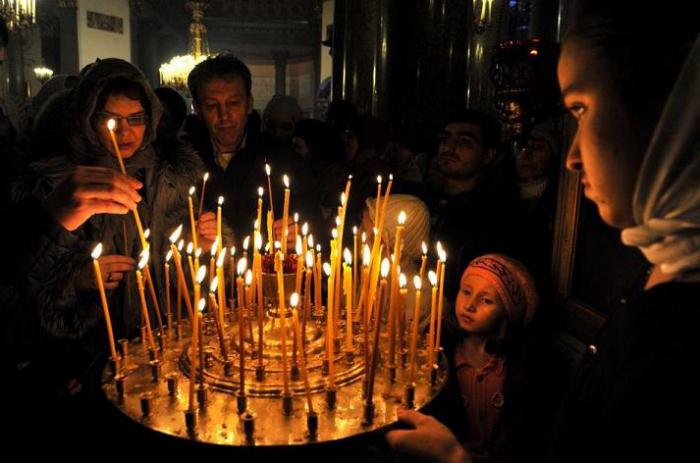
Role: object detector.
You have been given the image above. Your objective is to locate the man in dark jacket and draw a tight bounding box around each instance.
[183,53,323,247]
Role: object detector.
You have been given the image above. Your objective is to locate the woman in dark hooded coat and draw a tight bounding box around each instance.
[19,58,205,395]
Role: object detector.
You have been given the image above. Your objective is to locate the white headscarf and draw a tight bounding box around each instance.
[621,36,700,275]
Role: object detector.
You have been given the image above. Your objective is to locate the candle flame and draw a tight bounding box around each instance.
[422,241,428,255]
[340,192,346,205]
[361,232,366,243]
[362,245,371,267]
[436,241,443,254]
[195,247,202,258]
[353,226,357,235]
[243,235,250,250]
[335,216,341,227]
[302,222,309,236]
[186,242,194,255]
[348,174,353,180]
[217,249,226,268]
[296,235,303,255]
[344,248,352,265]
[373,227,379,236]
[177,239,184,251]
[91,243,103,260]
[381,258,390,278]
[169,224,183,243]
[144,228,151,239]
[305,250,314,268]
[107,119,116,131]
[203,172,209,182]
[254,219,259,230]
[438,248,447,262]
[398,211,407,225]
[389,173,394,181]
[138,248,150,270]
[293,212,299,223]
[316,244,321,252]
[230,246,236,256]
[290,292,299,308]
[413,275,422,290]
[258,186,264,197]
[254,233,263,250]
[196,265,206,284]
[323,262,332,276]
[198,298,206,313]
[166,249,173,262]
[245,269,253,286]
[211,237,219,256]
[377,175,382,184]
[429,270,438,287]
[399,273,407,288]
[218,195,224,206]
[237,257,248,276]
[308,234,314,248]
[210,276,219,293]
[283,174,289,188]
[265,163,271,176]
[189,186,195,196]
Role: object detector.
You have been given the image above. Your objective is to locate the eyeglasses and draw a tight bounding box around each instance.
[97,112,148,127]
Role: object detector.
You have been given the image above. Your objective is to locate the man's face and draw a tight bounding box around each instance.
[194,77,253,152]
[437,122,492,179]
[264,111,296,141]
[515,138,552,181]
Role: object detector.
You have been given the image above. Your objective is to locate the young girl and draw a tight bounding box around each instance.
[424,254,544,463]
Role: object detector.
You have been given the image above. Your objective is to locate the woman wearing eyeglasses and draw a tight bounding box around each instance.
[15,58,205,408]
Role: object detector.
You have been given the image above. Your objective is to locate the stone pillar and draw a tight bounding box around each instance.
[272,50,289,96]
[58,0,79,75]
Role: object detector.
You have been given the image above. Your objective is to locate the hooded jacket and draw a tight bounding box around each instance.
[21,58,204,348]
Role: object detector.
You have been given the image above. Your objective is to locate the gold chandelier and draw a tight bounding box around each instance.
[159,1,210,93]
[0,0,36,31]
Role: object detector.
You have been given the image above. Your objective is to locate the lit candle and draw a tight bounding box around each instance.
[106,119,148,250]
[136,249,157,352]
[276,252,290,395]
[301,223,309,257]
[265,163,275,219]
[91,243,119,365]
[237,257,248,326]
[293,212,299,242]
[242,235,250,267]
[434,248,447,361]
[256,186,264,232]
[295,235,304,297]
[352,226,358,303]
[197,172,209,220]
[419,242,428,282]
[188,186,198,251]
[399,272,408,363]
[324,262,335,387]
[281,174,290,255]
[373,175,382,226]
[216,195,224,246]
[253,234,264,363]
[409,275,422,384]
[194,266,207,389]
[189,298,205,411]
[217,249,227,315]
[292,307,313,414]
[238,265,251,394]
[426,270,438,369]
[367,258,391,403]
[169,226,193,320]
[303,250,313,341]
[209,276,228,359]
[209,237,219,297]
[314,244,322,312]
[388,211,407,370]
[266,210,274,254]
[165,249,173,331]
[343,248,353,352]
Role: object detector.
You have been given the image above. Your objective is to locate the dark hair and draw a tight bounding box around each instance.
[187,53,252,103]
[445,109,501,150]
[566,0,696,126]
[96,78,149,112]
[0,18,8,47]
[293,119,346,163]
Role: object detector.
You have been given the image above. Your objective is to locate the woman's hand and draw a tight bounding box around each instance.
[77,254,136,291]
